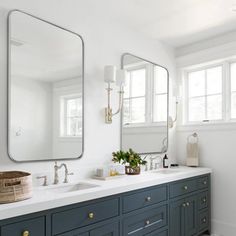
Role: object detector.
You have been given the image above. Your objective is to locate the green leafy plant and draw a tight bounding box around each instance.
[112,149,147,168]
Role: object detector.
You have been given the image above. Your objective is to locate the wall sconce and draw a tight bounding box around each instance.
[104,65,126,124]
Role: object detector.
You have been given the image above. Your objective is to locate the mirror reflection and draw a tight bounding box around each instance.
[8,11,84,161]
[121,54,168,154]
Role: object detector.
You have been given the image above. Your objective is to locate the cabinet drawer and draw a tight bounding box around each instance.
[198,176,209,190]
[123,205,167,236]
[199,210,209,232]
[122,185,167,213]
[145,229,168,236]
[1,217,45,236]
[198,191,209,210]
[52,198,119,235]
[170,179,198,198]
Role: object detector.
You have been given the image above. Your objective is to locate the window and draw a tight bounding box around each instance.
[123,63,168,126]
[60,95,82,137]
[186,66,223,122]
[230,62,236,118]
[183,60,236,125]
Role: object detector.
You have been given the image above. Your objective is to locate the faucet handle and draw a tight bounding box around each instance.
[68,172,74,176]
[37,175,48,186]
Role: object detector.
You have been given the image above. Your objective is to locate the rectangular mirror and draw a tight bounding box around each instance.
[121,53,169,154]
[8,10,84,162]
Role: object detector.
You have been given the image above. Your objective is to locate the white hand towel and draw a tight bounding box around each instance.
[186,142,199,167]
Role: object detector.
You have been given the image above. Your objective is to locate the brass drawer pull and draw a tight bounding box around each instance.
[186,202,190,207]
[182,203,186,207]
[145,220,150,225]
[22,231,30,236]
[202,217,207,223]
[88,212,94,219]
[183,186,188,190]
[203,181,207,185]
[146,196,151,202]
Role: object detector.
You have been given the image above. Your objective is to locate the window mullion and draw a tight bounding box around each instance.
[205,70,208,120]
[223,62,231,121]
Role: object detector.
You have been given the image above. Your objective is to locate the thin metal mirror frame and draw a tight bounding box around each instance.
[120,53,169,155]
[7,9,85,162]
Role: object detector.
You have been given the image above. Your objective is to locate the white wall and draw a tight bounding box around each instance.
[0,1,176,182]
[176,33,236,236]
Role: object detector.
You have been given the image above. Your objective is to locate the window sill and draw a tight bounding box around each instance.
[177,121,236,132]
[58,136,82,142]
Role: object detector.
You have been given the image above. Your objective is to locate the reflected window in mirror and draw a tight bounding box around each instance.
[123,62,168,127]
[60,95,82,137]
[121,54,169,154]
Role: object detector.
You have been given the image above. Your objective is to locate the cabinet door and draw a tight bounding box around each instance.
[90,221,119,236]
[185,195,198,236]
[169,199,185,236]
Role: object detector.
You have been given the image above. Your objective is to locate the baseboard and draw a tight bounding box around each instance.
[211,219,236,236]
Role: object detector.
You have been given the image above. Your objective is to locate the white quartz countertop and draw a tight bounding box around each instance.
[0,166,212,220]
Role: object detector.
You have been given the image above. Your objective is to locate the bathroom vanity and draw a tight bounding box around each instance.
[0,168,211,236]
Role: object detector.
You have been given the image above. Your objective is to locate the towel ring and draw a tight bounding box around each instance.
[187,132,198,143]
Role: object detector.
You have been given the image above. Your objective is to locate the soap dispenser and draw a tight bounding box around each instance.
[163,154,169,168]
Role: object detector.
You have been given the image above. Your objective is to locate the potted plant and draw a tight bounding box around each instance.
[112,149,147,175]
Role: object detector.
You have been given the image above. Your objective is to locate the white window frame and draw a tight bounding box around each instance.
[182,59,236,126]
[60,94,82,138]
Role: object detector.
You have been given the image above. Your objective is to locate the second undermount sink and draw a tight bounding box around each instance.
[152,168,181,175]
[45,182,99,194]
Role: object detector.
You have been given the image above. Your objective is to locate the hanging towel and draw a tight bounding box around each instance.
[186,142,199,167]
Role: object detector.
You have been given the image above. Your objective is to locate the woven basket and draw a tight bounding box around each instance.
[0,171,32,203]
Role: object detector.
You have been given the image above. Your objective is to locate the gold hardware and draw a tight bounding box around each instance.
[88,212,94,219]
[22,231,30,236]
[202,218,206,223]
[182,203,186,207]
[186,202,190,207]
[146,196,151,202]
[145,220,150,225]
[183,186,188,190]
[202,198,206,203]
[203,181,207,185]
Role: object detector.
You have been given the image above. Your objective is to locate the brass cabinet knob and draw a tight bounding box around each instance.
[186,202,190,207]
[88,212,94,219]
[202,198,207,203]
[145,220,150,225]
[183,186,188,190]
[146,196,151,202]
[22,231,30,236]
[203,181,207,185]
[202,217,207,223]
[182,203,186,207]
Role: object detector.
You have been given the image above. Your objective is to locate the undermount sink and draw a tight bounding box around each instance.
[152,169,181,174]
[45,182,99,194]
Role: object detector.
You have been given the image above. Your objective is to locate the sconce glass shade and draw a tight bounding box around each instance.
[116,69,127,87]
[104,65,116,83]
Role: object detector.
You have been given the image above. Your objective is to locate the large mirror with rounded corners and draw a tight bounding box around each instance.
[8,10,84,162]
[121,53,169,154]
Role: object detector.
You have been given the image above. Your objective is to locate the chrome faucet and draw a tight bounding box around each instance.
[53,162,74,184]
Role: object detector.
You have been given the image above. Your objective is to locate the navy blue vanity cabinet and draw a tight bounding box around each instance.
[58,221,119,236]
[0,174,211,236]
[1,216,46,236]
[169,175,211,236]
[122,184,168,236]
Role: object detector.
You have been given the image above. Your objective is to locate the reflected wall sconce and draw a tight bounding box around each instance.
[104,65,126,124]
[168,97,179,128]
